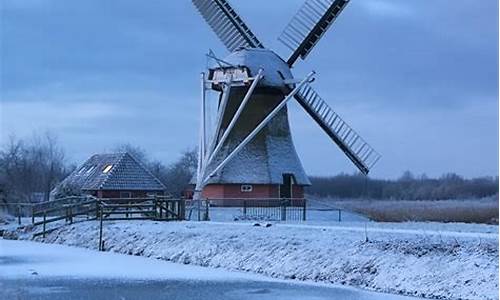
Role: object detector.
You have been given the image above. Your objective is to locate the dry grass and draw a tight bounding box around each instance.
[329,196,499,224]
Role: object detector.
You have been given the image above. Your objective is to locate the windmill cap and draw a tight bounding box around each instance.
[215,48,294,89]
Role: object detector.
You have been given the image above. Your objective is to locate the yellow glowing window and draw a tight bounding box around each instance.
[102,165,113,173]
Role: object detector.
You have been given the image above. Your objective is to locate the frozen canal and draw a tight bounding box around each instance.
[0,240,420,300]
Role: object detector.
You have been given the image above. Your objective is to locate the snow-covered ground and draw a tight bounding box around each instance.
[0,239,259,281]
[6,220,498,300]
[0,239,420,300]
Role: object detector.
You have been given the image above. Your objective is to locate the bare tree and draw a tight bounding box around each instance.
[160,149,197,197]
[308,172,498,200]
[0,132,70,203]
[113,144,149,165]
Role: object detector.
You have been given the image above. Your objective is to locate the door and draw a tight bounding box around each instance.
[280,174,295,199]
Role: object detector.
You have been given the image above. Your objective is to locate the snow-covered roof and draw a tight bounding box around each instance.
[54,153,165,192]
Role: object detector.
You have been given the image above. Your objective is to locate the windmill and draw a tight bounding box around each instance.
[192,0,380,203]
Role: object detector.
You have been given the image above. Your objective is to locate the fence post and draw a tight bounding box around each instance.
[160,199,164,220]
[302,199,306,221]
[243,200,247,217]
[281,200,286,221]
[180,199,185,220]
[159,198,162,220]
[17,205,21,225]
[203,200,209,221]
[42,212,46,238]
[99,205,103,251]
[95,201,99,220]
[126,201,129,219]
[169,201,173,220]
[32,206,35,225]
[69,206,73,224]
[197,199,201,221]
[338,209,342,222]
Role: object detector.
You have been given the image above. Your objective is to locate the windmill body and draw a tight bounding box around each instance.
[191,0,381,203]
[202,49,310,201]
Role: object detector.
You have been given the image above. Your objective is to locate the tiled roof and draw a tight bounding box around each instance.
[56,153,165,192]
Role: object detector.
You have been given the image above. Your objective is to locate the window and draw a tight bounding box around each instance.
[102,164,113,173]
[241,185,253,192]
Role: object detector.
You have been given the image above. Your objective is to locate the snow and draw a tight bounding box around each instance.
[0,239,263,281]
[9,220,498,300]
[0,239,424,300]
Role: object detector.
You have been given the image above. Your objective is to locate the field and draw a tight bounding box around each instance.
[311,196,499,224]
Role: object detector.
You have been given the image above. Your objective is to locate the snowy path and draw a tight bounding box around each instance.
[0,239,419,300]
[274,222,498,240]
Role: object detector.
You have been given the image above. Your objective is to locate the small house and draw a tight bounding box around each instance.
[52,152,166,199]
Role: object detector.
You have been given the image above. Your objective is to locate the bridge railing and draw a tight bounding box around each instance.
[25,196,185,241]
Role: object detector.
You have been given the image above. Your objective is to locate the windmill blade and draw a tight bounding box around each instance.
[279,0,350,66]
[294,84,380,175]
[192,0,264,52]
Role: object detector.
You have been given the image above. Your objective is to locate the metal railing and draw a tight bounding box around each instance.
[205,198,307,221]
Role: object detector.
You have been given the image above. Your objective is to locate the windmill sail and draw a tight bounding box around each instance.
[294,84,380,175]
[192,0,264,52]
[279,0,350,66]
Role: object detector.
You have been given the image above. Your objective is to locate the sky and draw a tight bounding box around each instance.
[0,0,498,179]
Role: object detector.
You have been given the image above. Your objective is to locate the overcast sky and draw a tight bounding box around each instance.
[1,0,498,179]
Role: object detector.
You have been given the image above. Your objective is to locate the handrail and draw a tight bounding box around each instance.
[30,196,186,242]
[0,203,35,207]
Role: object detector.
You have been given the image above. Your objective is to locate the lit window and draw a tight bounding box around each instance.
[102,165,113,173]
[241,185,253,192]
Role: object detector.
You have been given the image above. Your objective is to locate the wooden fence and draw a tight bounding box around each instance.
[1,196,185,249]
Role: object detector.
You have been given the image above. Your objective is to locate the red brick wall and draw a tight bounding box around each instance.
[202,184,278,199]
[202,185,225,199]
[292,185,304,198]
[203,184,304,206]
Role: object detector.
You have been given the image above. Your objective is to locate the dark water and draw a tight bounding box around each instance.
[0,278,415,300]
